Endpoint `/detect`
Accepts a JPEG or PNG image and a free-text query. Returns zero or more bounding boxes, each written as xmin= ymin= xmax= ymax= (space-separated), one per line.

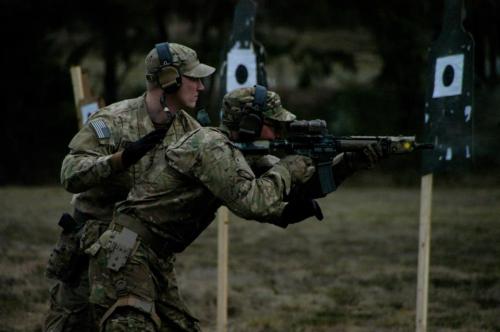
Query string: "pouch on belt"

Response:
xmin=46 ymin=213 xmax=86 ymax=283
xmin=106 ymin=227 xmax=138 ymax=271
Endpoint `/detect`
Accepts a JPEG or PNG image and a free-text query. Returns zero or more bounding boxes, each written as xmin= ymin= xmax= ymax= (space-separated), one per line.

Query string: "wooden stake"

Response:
xmin=217 ymin=206 xmax=229 ymax=332
xmin=70 ymin=66 xmax=85 ymax=128
xmin=70 ymin=66 xmax=101 ymax=128
xmin=416 ymin=173 xmax=433 ymax=332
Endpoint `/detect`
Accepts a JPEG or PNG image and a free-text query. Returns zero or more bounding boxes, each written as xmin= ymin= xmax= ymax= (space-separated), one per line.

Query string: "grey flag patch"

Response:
xmin=89 ymin=119 xmax=111 ymax=139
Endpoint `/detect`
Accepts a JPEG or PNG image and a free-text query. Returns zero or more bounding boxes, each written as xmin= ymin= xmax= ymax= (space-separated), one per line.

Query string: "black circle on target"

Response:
xmin=442 ymin=64 xmax=455 ymax=87
xmin=236 ymin=64 xmax=248 ymax=84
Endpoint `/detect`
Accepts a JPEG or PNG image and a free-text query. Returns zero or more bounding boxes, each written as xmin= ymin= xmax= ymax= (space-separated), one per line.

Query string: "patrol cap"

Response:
xmin=221 ymin=87 xmax=296 ymax=129
xmin=145 ymin=43 xmax=215 ymax=78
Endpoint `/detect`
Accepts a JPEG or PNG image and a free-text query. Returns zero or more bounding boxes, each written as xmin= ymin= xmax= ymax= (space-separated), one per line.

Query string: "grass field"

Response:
xmin=0 ymin=184 xmax=499 ymax=332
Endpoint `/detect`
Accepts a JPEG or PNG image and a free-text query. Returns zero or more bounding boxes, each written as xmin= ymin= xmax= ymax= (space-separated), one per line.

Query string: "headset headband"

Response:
xmin=253 ymin=85 xmax=267 ymax=111
xmin=155 ymin=42 xmax=173 ymax=66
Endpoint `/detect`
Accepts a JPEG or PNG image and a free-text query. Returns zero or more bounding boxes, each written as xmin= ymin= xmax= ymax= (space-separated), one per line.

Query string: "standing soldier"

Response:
xmin=44 ymin=42 xmax=215 ymax=332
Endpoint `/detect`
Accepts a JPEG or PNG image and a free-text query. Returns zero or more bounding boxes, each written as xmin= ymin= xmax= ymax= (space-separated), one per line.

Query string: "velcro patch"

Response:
xmin=89 ymin=119 xmax=111 ymax=139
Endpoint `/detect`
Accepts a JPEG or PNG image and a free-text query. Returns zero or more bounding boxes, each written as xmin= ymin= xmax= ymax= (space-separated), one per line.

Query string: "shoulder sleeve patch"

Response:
xmin=89 ymin=119 xmax=111 ymax=139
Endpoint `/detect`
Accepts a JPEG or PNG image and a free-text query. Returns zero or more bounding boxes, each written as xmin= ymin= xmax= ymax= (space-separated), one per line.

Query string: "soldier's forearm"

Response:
xmin=61 ymin=153 xmax=122 ymax=193
xmin=232 ymin=167 xmax=291 ymax=222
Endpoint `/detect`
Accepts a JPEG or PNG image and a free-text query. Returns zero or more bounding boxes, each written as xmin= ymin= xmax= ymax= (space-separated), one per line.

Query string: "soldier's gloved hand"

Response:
xmin=275 ymin=194 xmax=324 ymax=228
xmin=277 ymin=155 xmax=315 ymax=184
xmin=120 ymin=128 xmax=167 ymax=169
xmin=344 ymin=142 xmax=385 ymax=171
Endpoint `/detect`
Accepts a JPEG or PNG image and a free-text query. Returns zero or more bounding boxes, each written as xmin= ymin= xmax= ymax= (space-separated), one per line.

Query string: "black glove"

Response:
xmin=121 ymin=128 xmax=167 ymax=168
xmin=276 ymin=188 xmax=324 ymax=228
xmin=344 ymin=142 xmax=385 ymax=171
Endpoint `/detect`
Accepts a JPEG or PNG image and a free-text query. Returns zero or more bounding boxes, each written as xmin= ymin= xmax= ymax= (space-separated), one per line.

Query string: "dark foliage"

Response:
xmin=0 ymin=0 xmax=499 ymax=184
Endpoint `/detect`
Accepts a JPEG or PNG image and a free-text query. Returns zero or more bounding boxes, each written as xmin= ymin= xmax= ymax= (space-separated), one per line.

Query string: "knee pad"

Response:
xmin=102 ymin=307 xmax=157 ymax=331
xmin=99 ymin=295 xmax=161 ymax=331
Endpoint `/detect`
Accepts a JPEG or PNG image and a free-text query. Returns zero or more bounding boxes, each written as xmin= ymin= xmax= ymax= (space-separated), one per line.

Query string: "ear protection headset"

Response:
xmin=148 ymin=42 xmax=182 ymax=93
xmin=238 ymin=84 xmax=267 ymax=141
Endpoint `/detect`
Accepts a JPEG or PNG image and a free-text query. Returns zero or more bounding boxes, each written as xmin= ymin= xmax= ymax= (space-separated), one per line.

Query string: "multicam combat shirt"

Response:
xmin=116 ymin=127 xmax=292 ymax=253
xmin=61 ymin=94 xmax=200 ymax=221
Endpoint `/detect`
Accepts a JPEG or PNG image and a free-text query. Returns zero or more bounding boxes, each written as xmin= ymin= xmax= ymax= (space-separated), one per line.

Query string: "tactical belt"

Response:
xmin=113 ymin=214 xmax=170 ymax=257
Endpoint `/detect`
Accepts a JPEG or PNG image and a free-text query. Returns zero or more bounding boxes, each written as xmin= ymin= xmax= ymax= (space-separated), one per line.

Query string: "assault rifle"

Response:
xmin=235 ymin=119 xmax=433 ymax=198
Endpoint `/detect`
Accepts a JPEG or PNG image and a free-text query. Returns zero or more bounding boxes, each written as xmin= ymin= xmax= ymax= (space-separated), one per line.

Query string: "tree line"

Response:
xmin=0 ymin=0 xmax=498 ymax=184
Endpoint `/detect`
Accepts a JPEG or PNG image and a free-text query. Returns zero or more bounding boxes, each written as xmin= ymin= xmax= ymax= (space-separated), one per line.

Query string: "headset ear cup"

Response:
xmin=238 ymin=113 xmax=263 ymax=141
xmin=158 ymin=66 xmax=182 ymax=93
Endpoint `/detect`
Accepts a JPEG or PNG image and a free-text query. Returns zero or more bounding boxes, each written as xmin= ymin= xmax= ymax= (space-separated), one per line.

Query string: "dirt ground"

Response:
xmin=0 ymin=184 xmax=499 ymax=332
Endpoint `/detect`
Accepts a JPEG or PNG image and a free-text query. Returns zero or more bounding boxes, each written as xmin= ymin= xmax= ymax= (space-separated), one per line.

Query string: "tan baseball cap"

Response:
xmin=145 ymin=42 xmax=215 ymax=78
xmin=221 ymin=87 xmax=296 ymax=129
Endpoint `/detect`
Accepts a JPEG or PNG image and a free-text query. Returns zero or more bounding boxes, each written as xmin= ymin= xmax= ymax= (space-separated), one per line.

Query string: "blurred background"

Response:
xmin=0 ymin=0 xmax=499 ymax=185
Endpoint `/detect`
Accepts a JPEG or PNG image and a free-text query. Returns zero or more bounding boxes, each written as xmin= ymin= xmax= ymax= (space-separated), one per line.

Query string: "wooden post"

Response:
xmin=416 ymin=173 xmax=433 ymax=332
xmin=70 ymin=66 xmax=85 ymax=128
xmin=70 ymin=66 xmax=101 ymax=128
xmin=418 ymin=1 xmax=474 ymax=328
xmin=217 ymin=206 xmax=229 ymax=332
xmin=217 ymin=2 xmax=263 ymax=329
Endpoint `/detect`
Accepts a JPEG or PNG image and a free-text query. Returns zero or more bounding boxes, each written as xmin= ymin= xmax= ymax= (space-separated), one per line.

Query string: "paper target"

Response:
xmin=80 ymin=101 xmax=99 ymax=124
xmin=432 ymin=54 xmax=464 ymax=98
xmin=422 ymin=11 xmax=474 ymax=174
xmin=226 ymin=47 xmax=257 ymax=92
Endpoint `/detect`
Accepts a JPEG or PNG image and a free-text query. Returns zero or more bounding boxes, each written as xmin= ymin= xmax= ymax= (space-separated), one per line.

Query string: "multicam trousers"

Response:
xmin=44 ymin=216 xmax=108 ymax=332
xmin=87 ymin=224 xmax=201 ymax=332
xmin=44 ymin=270 xmax=95 ymax=332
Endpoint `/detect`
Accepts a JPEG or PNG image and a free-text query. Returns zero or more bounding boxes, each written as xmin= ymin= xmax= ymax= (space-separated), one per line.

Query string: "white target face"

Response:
xmin=80 ymin=101 xmax=99 ymax=125
xmin=226 ymin=47 xmax=257 ymax=92
xmin=432 ymin=54 xmax=464 ymax=98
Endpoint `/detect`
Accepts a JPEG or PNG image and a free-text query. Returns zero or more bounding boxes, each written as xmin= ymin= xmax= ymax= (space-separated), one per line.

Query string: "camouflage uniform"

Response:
xmin=45 ymin=98 xmax=201 ymax=332
xmin=45 ymin=42 xmax=215 ymax=332
xmin=86 ymin=88 xmax=311 ymax=331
